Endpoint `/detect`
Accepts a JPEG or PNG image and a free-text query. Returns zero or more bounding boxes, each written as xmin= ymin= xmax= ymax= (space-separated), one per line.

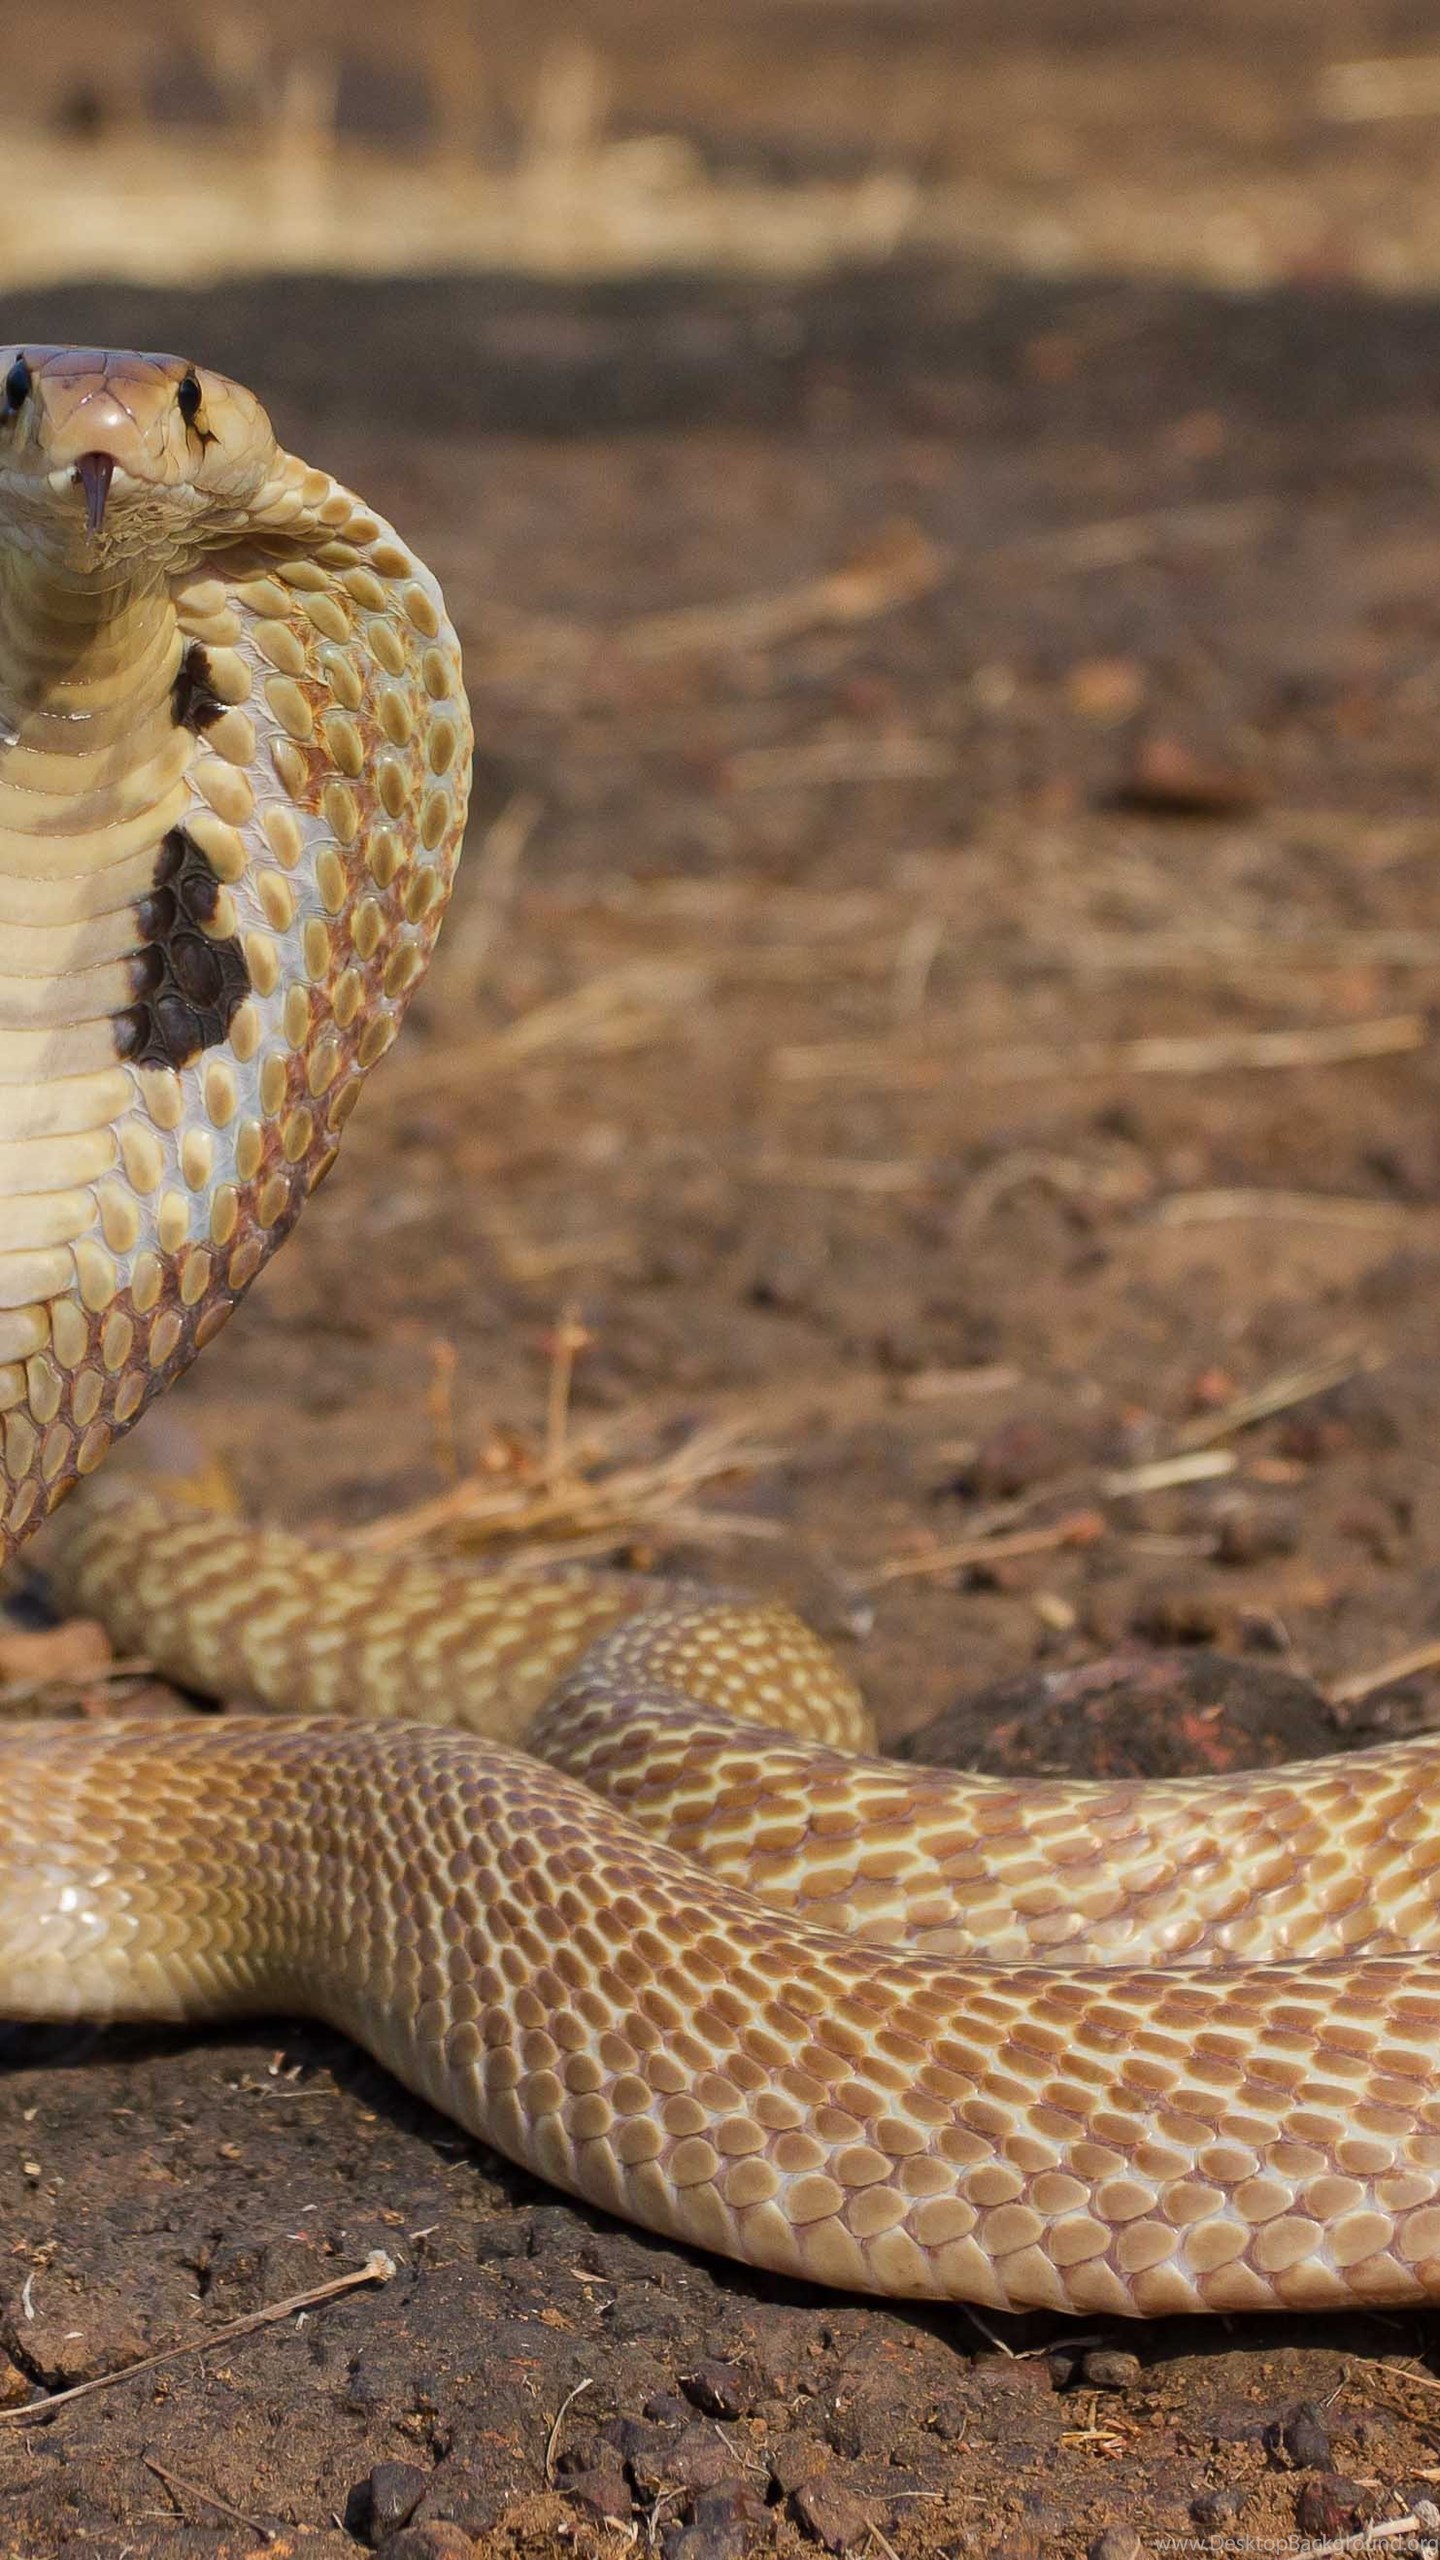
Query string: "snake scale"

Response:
xmin=3 ymin=349 xmax=1440 ymax=2322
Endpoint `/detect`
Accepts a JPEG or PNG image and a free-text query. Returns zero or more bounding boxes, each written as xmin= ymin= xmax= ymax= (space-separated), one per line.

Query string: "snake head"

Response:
xmin=0 ymin=346 xmax=278 ymax=565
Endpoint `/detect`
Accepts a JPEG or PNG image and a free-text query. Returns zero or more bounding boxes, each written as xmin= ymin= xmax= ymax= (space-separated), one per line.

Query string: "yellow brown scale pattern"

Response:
xmin=52 ymin=1495 xmax=1440 ymax=1971
xmin=55 ymin=1487 xmax=870 ymax=1750
xmin=23 ymin=349 xmax=1440 ymax=2321
xmin=527 ymin=1684 xmax=1440 ymax=1963
xmin=9 ymin=1715 xmax=1440 ymax=2318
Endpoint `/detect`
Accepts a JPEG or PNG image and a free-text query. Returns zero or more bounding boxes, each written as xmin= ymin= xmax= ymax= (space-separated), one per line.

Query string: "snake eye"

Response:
xmin=3 ymin=356 xmax=30 ymax=415
xmin=177 ymin=372 xmax=203 ymax=429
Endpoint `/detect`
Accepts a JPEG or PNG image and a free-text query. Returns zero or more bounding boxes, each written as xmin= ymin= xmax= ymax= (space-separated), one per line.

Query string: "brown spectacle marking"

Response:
xmin=171 ymin=642 xmax=224 ymax=733
xmin=116 ymin=827 xmax=250 ymax=1070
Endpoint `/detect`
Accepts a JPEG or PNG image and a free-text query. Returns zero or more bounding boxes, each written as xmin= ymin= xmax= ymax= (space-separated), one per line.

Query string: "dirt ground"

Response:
xmin=18 ymin=23 xmax=1440 ymax=2555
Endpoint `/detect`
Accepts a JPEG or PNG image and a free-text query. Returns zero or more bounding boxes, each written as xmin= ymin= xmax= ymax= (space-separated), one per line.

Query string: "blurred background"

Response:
xmin=13 ymin=12 xmax=1440 ymax=2544
xmin=5 ymin=0 xmax=1440 ymax=294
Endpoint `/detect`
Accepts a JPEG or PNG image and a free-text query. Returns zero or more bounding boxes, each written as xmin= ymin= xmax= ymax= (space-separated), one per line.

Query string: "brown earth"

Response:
xmin=16 ymin=98 xmax=1440 ymax=2560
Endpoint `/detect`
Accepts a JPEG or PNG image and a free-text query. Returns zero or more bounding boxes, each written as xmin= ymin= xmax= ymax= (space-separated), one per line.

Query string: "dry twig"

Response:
xmin=426 ymin=788 xmax=543 ymax=1008
xmin=747 ymin=1150 xmax=932 ymax=1196
xmin=614 ymin=522 xmax=945 ymax=660
xmin=1100 ymin=1450 xmax=1237 ymax=1497
xmin=1292 ymin=2515 xmax=1440 ymax=2560
xmin=379 ymin=959 xmax=710 ymax=1103
xmin=1172 ymin=1351 xmax=1374 ymax=1452
xmin=0 ymin=2253 xmax=395 ymax=2427
xmin=862 ymin=1508 xmax=1105 ymax=1591
xmin=723 ymin=732 xmax=955 ymax=791
xmin=143 ymin=2456 xmax=276 ymax=2544
xmin=545 ymin=2377 xmax=595 ymax=2487
xmin=1329 ymin=1638 xmax=1440 ymax=1709
xmin=1002 ymin=497 xmax=1279 ymax=575
xmin=349 ymin=1412 xmax=779 ymax=1561
xmin=773 ymin=1015 xmax=1427 ymax=1089
xmin=1156 ymin=1189 xmax=1423 ymax=1231
xmin=1033 ymin=924 xmax=1440 ymax=977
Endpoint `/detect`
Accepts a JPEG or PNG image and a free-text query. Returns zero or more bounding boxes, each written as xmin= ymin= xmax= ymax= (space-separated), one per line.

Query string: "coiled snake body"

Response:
xmin=3 ymin=347 xmax=1440 ymax=2322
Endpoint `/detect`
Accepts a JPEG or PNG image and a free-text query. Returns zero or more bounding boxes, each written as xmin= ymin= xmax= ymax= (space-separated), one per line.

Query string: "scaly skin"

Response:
xmin=0 ymin=345 xmax=469 ymax=1548
xmin=10 ymin=347 xmax=1440 ymax=2318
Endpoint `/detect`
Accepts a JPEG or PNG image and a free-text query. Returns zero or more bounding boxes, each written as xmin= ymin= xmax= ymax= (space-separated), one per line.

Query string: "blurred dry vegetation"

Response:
xmin=11 ymin=0 xmax=1440 ymax=290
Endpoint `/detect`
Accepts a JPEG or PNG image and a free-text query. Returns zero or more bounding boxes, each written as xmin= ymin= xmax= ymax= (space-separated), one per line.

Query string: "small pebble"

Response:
xmin=566 ymin=2468 xmax=634 ymax=2527
xmin=1213 ymin=1496 xmax=1300 ymax=1566
xmin=767 ymin=2432 xmax=833 ymax=2495
xmin=642 ymin=2392 xmax=691 ymax=2424
xmin=342 ymin=2460 xmax=429 ymax=2544
xmin=1089 ymin=2527 xmax=1148 ymax=2560
xmin=384 ymin=2526 xmax=475 ymax=2560
xmin=790 ymin=2471 xmax=875 ymax=2554
xmin=1273 ymin=2402 xmax=1332 ymax=2471
xmin=928 ymin=2399 xmax=970 ymax=2443
xmin=0 ymin=2353 xmax=31 ymax=2411
xmin=623 ymin=2420 xmax=740 ymax=2500
xmin=1082 ymin=2348 xmax=1142 ymax=2391
xmin=1111 ymin=728 xmax=1263 ymax=818
xmin=1295 ymin=2477 xmax=1369 ymax=2538
xmin=1190 ymin=2487 xmax=1243 ymax=2526
xmin=681 ymin=2359 xmax=756 ymax=2420
xmin=968 ymin=1417 xmax=1070 ymax=1499
xmin=691 ymin=2481 xmax=769 ymax=2533
xmin=661 ymin=2523 xmax=746 ymax=2560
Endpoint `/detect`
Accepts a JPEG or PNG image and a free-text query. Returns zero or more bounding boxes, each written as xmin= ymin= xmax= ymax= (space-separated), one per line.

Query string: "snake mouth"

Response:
xmin=73 ymin=451 xmax=116 ymax=537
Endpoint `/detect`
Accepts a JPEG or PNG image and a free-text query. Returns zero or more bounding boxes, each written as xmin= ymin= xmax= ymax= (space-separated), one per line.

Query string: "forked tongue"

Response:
xmin=75 ymin=451 xmax=115 ymax=537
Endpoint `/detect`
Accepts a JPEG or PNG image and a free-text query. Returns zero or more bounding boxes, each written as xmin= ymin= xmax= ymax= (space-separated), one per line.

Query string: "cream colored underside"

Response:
xmin=0 ymin=506 xmax=468 ymax=1479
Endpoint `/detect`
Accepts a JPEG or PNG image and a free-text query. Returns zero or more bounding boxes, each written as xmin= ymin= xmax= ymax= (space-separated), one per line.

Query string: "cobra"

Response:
xmin=3 ymin=344 xmax=1440 ymax=2323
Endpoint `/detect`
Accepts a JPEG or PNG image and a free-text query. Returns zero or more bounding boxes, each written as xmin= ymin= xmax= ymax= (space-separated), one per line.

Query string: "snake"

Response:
xmin=2 ymin=347 xmax=1440 ymax=2326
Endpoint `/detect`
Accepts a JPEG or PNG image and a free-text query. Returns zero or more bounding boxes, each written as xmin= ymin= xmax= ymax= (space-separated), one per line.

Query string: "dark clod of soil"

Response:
xmin=904 ymin=1645 xmax=1339 ymax=1777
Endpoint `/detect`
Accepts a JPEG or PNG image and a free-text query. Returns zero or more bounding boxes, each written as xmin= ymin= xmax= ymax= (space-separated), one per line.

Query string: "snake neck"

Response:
xmin=0 ymin=547 xmax=184 ymax=773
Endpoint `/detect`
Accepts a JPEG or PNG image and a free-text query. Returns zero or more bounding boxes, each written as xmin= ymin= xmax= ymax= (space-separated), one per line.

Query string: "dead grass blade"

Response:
xmin=615 ymin=522 xmax=946 ymax=661
xmin=1001 ymin=497 xmax=1280 ymax=575
xmin=1034 ymin=925 xmax=1440 ymax=978
xmin=377 ymin=959 xmax=710 ymax=1102
xmin=426 ymin=788 xmax=543 ymax=1011
xmin=142 ymin=2457 xmax=276 ymax=2545
xmin=773 ymin=1016 xmax=1428 ymax=1089
xmin=1156 ymin=1189 xmax=1424 ymax=1230
xmin=1 ymin=2255 xmax=394 ymax=2428
xmin=349 ymin=1412 xmax=780 ymax=1561
xmin=1171 ymin=1351 xmax=1376 ymax=1453
xmin=473 ymin=523 xmax=945 ymax=681
xmin=1099 ymin=1450 xmax=1237 ymax=1497
xmin=861 ymin=1508 xmax=1106 ymax=1591
xmin=723 ymin=733 xmax=955 ymax=791
xmin=746 ymin=1151 xmax=933 ymax=1196
xmin=1329 ymin=1638 xmax=1440 ymax=1708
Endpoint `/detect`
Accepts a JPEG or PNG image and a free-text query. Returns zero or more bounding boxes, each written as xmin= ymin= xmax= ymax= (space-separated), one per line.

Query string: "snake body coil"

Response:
xmin=4 ymin=346 xmax=1440 ymax=2321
